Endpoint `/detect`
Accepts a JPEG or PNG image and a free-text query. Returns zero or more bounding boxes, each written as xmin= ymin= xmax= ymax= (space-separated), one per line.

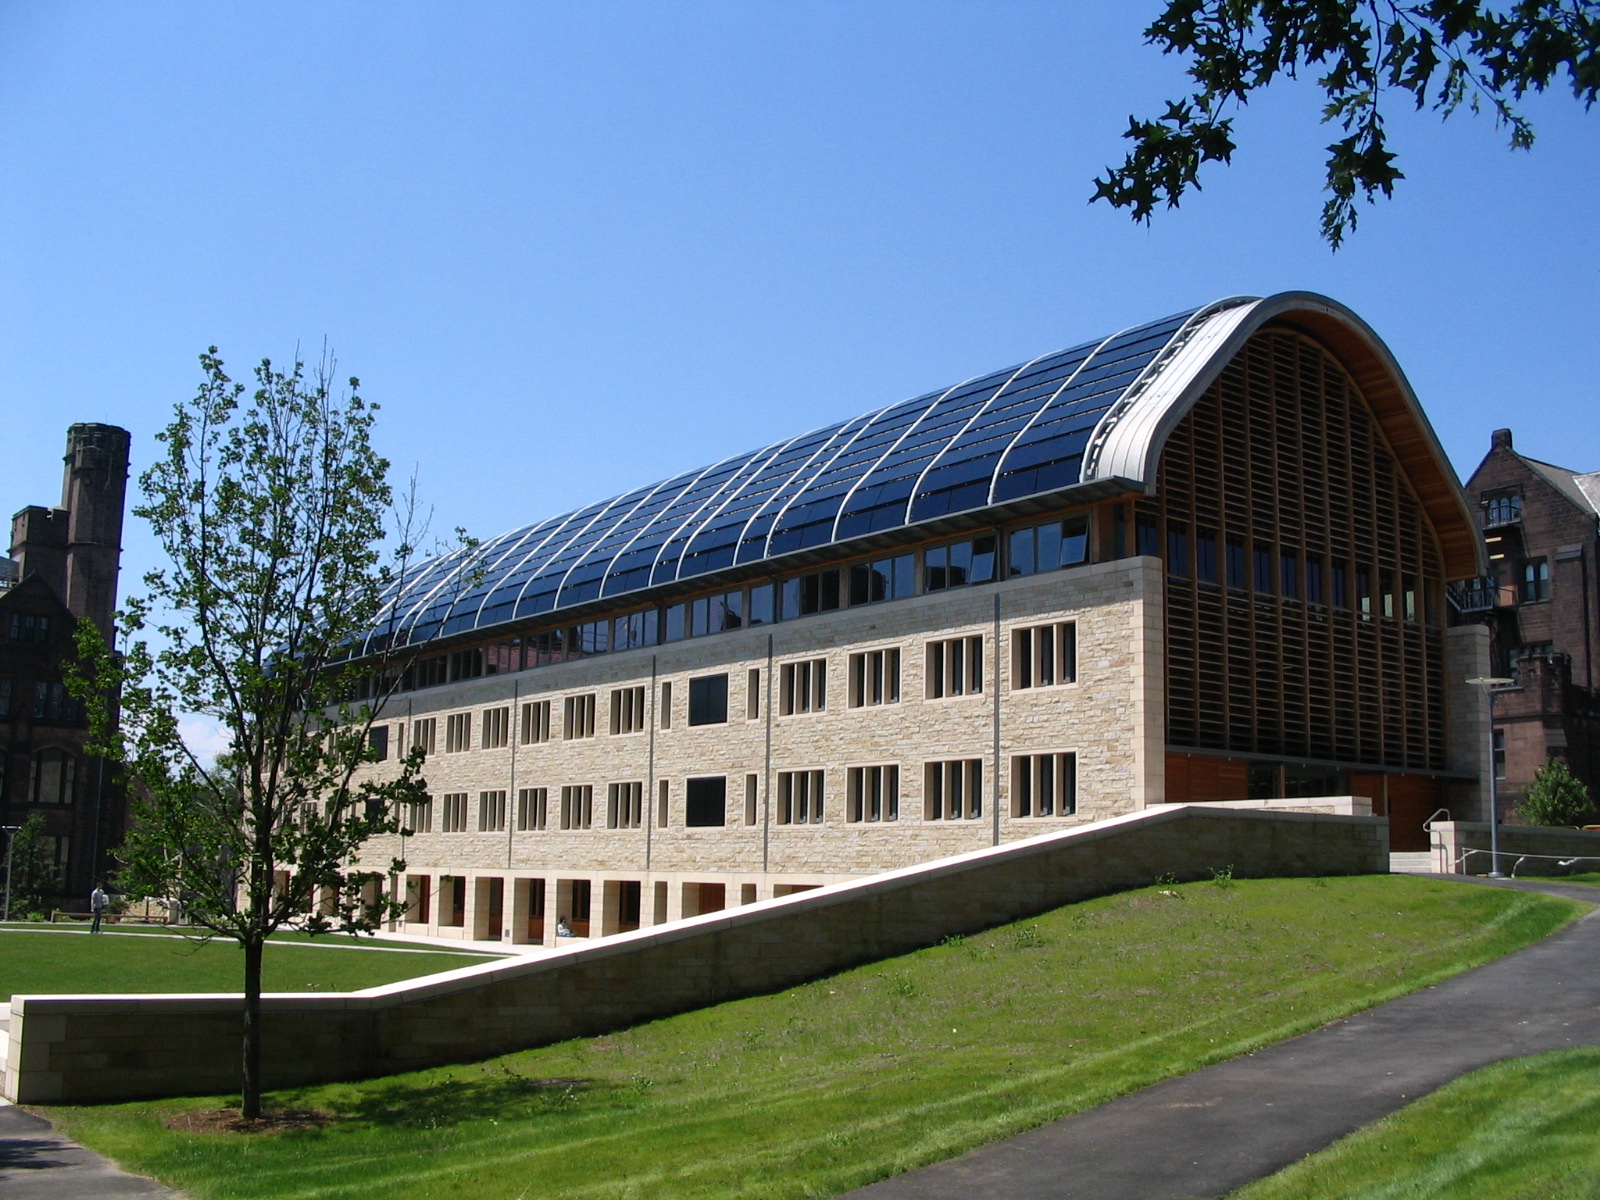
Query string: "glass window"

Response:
xmin=1253 ymin=544 xmax=1274 ymax=595
xmin=1520 ymin=559 xmax=1550 ymax=603
xmin=1167 ymin=523 xmax=1189 ymax=578
xmin=663 ymin=603 xmax=687 ymax=643
xmin=1280 ymin=550 xmax=1299 ymax=600
xmin=688 ymin=674 xmax=729 ymax=726
xmin=747 ymin=582 xmax=775 ymax=626
xmin=1225 ymin=537 xmax=1247 ymax=591
xmin=848 ymin=553 xmax=916 ymax=605
xmin=1136 ymin=514 xmax=1160 ymax=558
xmin=686 ymin=776 xmax=727 ymax=827
xmin=925 ymin=535 xmax=996 ymax=592
xmin=1195 ymin=529 xmax=1218 ymax=583
xmin=1305 ymin=555 xmax=1324 ymax=605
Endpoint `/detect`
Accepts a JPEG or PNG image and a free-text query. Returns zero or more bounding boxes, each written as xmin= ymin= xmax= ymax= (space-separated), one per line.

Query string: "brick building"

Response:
xmin=1461 ymin=430 xmax=1600 ymax=813
xmin=343 ymin=292 xmax=1492 ymax=944
xmin=1 ymin=424 xmax=131 ymax=910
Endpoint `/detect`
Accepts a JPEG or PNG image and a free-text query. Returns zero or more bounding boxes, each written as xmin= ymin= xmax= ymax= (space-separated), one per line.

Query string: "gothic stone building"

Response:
xmin=346 ymin=292 xmax=1491 ymax=945
xmin=1462 ymin=430 xmax=1600 ymax=812
xmin=1 ymin=424 xmax=131 ymax=910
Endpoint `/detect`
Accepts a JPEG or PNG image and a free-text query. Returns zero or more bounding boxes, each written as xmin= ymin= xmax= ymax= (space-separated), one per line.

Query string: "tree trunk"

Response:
xmin=241 ymin=936 xmax=264 ymax=1120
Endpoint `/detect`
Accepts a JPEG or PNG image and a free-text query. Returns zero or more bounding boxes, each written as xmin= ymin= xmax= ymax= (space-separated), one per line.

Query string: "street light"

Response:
xmin=1466 ymin=676 xmax=1516 ymax=878
xmin=1 ymin=825 xmax=20 ymax=922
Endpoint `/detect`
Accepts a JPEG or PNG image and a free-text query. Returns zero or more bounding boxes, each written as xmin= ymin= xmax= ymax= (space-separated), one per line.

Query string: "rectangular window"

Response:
xmin=779 ymin=658 xmax=827 ymax=715
xmin=688 ymin=674 xmax=729 ymax=725
xmin=607 ymin=781 xmax=644 ymax=829
xmin=777 ymin=769 xmax=825 ymax=824
xmin=1253 ymin=544 xmax=1274 ymax=595
xmin=660 ymin=680 xmax=673 ymax=728
xmin=1356 ymin=565 xmax=1373 ymax=615
xmin=7 ymin=613 xmax=51 ymax=643
xmin=1008 ymin=513 xmax=1091 ymax=577
xmin=563 ymin=694 xmax=596 ymax=739
xmin=748 ymin=582 xmax=776 ymax=626
xmin=782 ymin=568 xmax=842 ymax=618
xmin=560 ymin=785 xmax=593 ymax=830
xmin=610 ymin=685 xmax=647 ymax=734
xmin=924 ymin=759 xmax=982 ymax=820
xmin=0 ymin=678 xmax=10 ymax=717
xmin=478 ymin=790 xmax=507 ymax=832
xmin=1195 ymin=528 xmax=1218 ymax=584
xmin=848 ymin=553 xmax=917 ymax=605
xmin=406 ymin=795 xmax=434 ymax=833
xmin=1225 ymin=536 xmax=1247 ymax=591
xmin=1012 ymin=622 xmax=1076 ymax=689
xmin=1306 ymin=555 xmax=1325 ymax=605
xmin=924 ymin=535 xmax=997 ymax=592
xmin=611 ymin=609 xmax=658 ymax=651
xmin=517 ymin=787 xmax=548 ymax=831
xmin=367 ymin=725 xmax=389 ymax=762
xmin=1166 ymin=522 xmax=1189 ymax=578
xmin=520 ymin=700 xmax=551 ymax=745
xmin=690 ymin=589 xmax=745 ymax=637
xmin=1280 ymin=550 xmax=1299 ymax=601
xmin=1011 ymin=753 xmax=1076 ymax=817
xmin=846 ymin=764 xmax=899 ymax=823
xmin=926 ymin=635 xmax=983 ymax=699
xmin=481 ymin=706 xmax=510 ymax=749
xmin=441 ymin=792 xmax=469 ymax=832
xmin=848 ymin=648 xmax=901 ymax=707
xmin=1331 ymin=560 xmax=1349 ymax=609
xmin=444 ymin=712 xmax=471 ymax=753
xmin=663 ymin=604 xmax=687 ymax=643
xmin=411 ymin=717 xmax=437 ymax=756
xmin=1136 ymin=514 xmax=1160 ymax=558
xmin=1520 ymin=559 xmax=1550 ymax=603
xmin=744 ymin=773 xmax=759 ymax=825
xmin=657 ymin=779 xmax=669 ymax=827
xmin=449 ymin=648 xmax=484 ymax=682
xmin=747 ymin=668 xmax=762 ymax=719
xmin=686 ymin=776 xmax=727 ymax=827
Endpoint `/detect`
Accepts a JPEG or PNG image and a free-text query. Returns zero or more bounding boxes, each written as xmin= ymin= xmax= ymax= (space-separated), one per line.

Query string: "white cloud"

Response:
xmin=177 ymin=714 xmax=231 ymax=770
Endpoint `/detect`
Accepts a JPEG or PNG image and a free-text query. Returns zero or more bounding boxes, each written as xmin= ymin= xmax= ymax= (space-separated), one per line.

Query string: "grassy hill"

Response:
xmin=44 ymin=875 xmax=1584 ymax=1200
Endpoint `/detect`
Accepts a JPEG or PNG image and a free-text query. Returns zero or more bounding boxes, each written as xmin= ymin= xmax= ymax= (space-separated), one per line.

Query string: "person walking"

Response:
xmin=89 ymin=882 xmax=109 ymax=933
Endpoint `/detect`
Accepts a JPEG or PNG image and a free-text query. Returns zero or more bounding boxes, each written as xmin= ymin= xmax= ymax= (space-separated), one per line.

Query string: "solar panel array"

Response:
xmin=364 ymin=301 xmax=1220 ymax=651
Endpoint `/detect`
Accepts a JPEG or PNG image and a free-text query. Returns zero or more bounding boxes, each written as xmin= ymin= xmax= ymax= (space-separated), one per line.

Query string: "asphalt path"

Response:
xmin=0 ymin=1104 xmax=180 ymax=1199
xmin=847 ymin=877 xmax=1600 ymax=1200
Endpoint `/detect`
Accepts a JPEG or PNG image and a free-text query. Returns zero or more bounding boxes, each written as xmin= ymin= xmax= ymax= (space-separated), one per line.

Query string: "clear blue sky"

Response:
xmin=4 ymin=1 xmax=1597 ymax=598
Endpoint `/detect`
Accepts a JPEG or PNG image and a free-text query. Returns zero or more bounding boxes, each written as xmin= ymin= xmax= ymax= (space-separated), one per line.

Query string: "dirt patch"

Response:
xmin=163 ymin=1108 xmax=337 ymax=1134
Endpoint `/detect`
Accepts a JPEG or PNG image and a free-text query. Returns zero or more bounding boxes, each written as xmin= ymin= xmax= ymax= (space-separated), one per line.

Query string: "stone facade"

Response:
xmin=354 ymin=557 xmax=1164 ymax=943
xmin=1460 ymin=429 xmax=1600 ymax=812
xmin=0 ymin=425 xmax=131 ymax=909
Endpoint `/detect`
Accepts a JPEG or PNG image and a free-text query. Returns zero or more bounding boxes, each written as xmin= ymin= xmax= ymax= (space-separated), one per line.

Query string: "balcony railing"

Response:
xmin=1448 ymin=577 xmax=1499 ymax=613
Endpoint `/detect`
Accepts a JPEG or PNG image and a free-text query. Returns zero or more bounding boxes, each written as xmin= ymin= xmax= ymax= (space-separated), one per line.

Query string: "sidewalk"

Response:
xmin=847 ymin=877 xmax=1600 ymax=1199
xmin=0 ymin=1104 xmax=179 ymax=1199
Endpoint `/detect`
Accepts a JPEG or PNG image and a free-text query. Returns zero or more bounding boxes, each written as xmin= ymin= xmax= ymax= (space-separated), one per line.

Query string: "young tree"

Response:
xmin=1094 ymin=2 xmax=1600 ymax=246
xmin=70 ymin=348 xmax=451 ymax=1120
xmin=3 ymin=813 xmax=60 ymax=920
xmin=1518 ymin=757 xmax=1595 ymax=827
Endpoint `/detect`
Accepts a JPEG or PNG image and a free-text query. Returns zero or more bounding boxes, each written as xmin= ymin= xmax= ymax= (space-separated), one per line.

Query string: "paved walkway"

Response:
xmin=848 ymin=877 xmax=1600 ymax=1200
xmin=0 ymin=1104 xmax=180 ymax=1199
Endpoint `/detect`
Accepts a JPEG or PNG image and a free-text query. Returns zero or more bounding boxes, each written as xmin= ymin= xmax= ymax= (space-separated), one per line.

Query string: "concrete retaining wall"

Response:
xmin=1430 ymin=820 xmax=1600 ymax=876
xmin=6 ymin=805 xmax=1387 ymax=1105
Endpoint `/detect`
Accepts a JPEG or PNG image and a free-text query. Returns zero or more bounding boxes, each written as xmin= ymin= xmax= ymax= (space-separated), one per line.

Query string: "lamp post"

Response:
xmin=1 ymin=825 xmax=19 ymax=922
xmin=1466 ymin=676 xmax=1515 ymax=878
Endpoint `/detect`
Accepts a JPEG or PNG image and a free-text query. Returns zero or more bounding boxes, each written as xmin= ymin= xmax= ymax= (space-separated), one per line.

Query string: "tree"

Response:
xmin=1517 ymin=757 xmax=1595 ymax=826
xmin=69 ymin=348 xmax=451 ymax=1120
xmin=1093 ymin=2 xmax=1600 ymax=246
xmin=3 ymin=814 xmax=59 ymax=920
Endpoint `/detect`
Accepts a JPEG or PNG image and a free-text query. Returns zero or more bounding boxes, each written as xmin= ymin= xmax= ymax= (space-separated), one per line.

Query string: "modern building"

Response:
xmin=347 ymin=292 xmax=1492 ymax=944
xmin=1 ymin=424 xmax=132 ymax=910
xmin=1460 ymin=430 xmax=1600 ymax=813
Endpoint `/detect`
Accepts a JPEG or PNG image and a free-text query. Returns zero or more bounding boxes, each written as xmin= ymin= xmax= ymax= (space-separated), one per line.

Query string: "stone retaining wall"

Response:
xmin=1429 ymin=820 xmax=1600 ymax=876
xmin=6 ymin=804 xmax=1387 ymax=1105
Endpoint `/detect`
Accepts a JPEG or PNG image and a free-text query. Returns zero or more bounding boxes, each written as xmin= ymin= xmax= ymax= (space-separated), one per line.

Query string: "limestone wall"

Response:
xmin=1429 ymin=819 xmax=1600 ymax=875
xmin=6 ymin=804 xmax=1386 ymax=1105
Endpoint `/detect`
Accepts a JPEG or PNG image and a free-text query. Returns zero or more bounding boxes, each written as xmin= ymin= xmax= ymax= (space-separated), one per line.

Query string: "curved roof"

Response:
xmin=362 ymin=291 xmax=1480 ymax=652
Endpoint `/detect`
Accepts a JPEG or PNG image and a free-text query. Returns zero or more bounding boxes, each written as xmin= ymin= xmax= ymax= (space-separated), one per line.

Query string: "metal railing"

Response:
xmin=1451 ymin=847 xmax=1600 ymax=878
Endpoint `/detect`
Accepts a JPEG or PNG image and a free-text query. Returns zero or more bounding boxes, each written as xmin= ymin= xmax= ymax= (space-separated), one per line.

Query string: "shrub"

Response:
xmin=1518 ymin=759 xmax=1595 ymax=827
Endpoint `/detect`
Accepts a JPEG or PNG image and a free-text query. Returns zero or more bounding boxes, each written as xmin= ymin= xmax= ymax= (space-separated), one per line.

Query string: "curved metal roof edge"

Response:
xmin=1083 ymin=290 xmax=1486 ymax=580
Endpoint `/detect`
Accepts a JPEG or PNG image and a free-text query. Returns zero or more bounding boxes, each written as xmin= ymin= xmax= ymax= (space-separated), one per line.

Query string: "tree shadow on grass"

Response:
xmin=330 ymin=1069 xmax=613 ymax=1130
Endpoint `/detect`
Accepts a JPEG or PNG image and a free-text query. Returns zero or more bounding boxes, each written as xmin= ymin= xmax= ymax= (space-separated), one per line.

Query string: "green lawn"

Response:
xmin=44 ymin=875 xmax=1585 ymax=1200
xmin=1231 ymin=1048 xmax=1600 ymax=1199
xmin=0 ymin=925 xmax=504 ymax=1000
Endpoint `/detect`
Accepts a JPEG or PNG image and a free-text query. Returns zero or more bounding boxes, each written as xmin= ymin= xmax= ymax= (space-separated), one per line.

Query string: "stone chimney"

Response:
xmin=60 ymin=424 xmax=132 ymax=639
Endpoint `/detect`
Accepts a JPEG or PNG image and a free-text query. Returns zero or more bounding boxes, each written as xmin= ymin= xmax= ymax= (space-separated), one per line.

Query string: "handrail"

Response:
xmin=1452 ymin=847 xmax=1600 ymax=878
xmin=1422 ymin=807 xmax=1451 ymax=833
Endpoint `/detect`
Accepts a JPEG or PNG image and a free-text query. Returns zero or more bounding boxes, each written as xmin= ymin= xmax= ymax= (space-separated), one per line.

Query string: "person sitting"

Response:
xmin=556 ymin=916 xmax=574 ymax=937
